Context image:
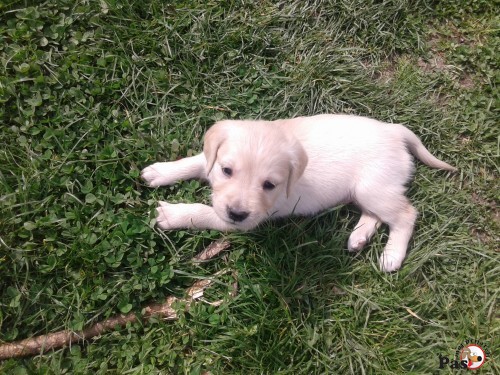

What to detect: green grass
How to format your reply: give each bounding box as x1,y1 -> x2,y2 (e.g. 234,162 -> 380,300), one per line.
0,0 -> 498,373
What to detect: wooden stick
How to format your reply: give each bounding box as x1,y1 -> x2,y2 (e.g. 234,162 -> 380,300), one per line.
192,239 -> 231,262
0,296 -> 176,360
0,240 -> 232,360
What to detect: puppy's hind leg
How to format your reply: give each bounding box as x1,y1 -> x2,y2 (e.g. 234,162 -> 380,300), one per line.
348,212 -> 381,252
379,201 -> 417,272
141,153 -> 206,187
356,192 -> 417,272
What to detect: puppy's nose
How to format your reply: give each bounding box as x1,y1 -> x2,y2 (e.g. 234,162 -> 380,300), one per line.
227,207 -> 249,222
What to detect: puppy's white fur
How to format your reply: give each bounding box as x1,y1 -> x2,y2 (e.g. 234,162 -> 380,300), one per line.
141,114 -> 455,272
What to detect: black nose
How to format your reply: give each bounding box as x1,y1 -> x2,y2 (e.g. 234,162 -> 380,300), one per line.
227,207 -> 249,222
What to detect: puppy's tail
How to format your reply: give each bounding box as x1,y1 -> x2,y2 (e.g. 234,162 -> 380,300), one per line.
401,126 -> 457,172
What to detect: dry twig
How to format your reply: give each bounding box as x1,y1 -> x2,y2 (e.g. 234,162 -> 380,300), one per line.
193,239 -> 231,262
0,240 -> 233,360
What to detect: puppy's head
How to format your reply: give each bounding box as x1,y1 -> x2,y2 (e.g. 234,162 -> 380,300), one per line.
203,120 -> 308,230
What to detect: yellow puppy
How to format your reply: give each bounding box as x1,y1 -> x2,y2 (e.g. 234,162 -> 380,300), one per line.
142,114 -> 455,272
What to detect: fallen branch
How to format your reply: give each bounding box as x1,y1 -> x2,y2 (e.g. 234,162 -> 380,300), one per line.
0,240 -> 233,360
193,239 -> 231,262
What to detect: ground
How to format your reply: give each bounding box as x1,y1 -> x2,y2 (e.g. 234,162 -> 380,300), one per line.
0,0 -> 498,373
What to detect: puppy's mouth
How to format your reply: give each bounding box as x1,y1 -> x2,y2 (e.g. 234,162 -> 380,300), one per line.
222,217 -> 253,227
217,212 -> 261,230
221,218 -> 238,225
212,200 -> 264,230
215,212 -> 243,226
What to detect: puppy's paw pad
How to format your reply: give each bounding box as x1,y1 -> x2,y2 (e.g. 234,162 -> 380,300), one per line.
155,202 -> 188,230
379,252 -> 404,273
141,165 -> 162,186
348,236 -> 367,252
141,164 -> 175,187
155,203 -> 173,230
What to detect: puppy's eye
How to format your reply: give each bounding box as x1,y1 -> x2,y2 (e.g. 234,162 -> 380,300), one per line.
262,180 -> 276,191
222,167 -> 233,177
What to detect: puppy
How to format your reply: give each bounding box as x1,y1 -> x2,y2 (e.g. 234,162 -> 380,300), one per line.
141,114 -> 456,272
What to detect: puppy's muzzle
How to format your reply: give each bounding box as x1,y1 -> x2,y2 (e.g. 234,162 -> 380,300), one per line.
227,206 -> 249,222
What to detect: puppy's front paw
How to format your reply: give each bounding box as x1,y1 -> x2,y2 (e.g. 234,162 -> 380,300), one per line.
155,201 -> 189,230
141,163 -> 175,187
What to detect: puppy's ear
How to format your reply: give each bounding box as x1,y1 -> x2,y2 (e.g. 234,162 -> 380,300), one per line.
286,140 -> 308,198
203,121 -> 227,176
